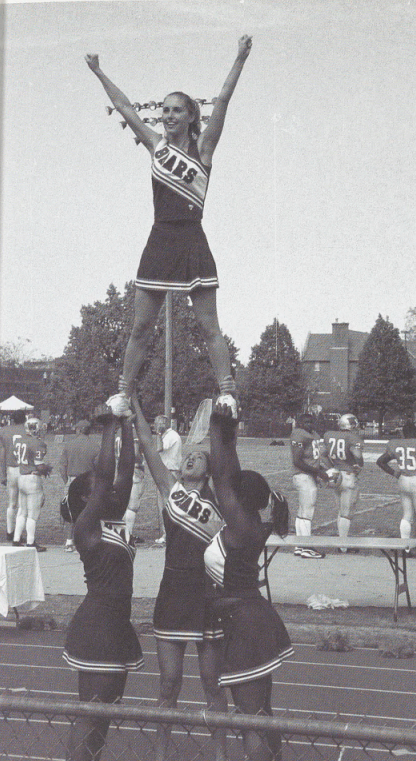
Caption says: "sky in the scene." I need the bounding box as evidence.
[1,0,415,366]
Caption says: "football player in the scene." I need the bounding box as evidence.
[377,421,416,552]
[322,414,364,552]
[290,413,328,558]
[13,417,51,552]
[0,410,27,540]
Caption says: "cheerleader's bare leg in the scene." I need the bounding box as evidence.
[67,671,127,761]
[191,287,235,393]
[121,288,165,395]
[230,675,282,761]
[154,639,187,761]
[196,639,228,761]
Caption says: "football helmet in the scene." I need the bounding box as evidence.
[339,414,359,431]
[325,468,343,488]
[24,417,41,436]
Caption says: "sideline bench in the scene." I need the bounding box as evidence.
[261,536,416,621]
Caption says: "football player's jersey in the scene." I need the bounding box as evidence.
[0,424,26,467]
[323,430,364,473]
[290,427,321,475]
[17,434,47,475]
[385,439,416,478]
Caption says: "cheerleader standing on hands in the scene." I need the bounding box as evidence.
[85,35,252,404]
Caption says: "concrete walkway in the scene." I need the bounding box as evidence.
[38,544,416,611]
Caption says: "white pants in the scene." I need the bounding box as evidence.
[6,465,20,512]
[17,473,44,521]
[293,473,317,519]
[125,472,145,515]
[332,472,359,518]
[398,475,416,522]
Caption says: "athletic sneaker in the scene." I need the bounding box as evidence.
[133,535,145,545]
[26,541,47,553]
[293,547,303,556]
[105,393,131,418]
[64,542,75,552]
[338,547,359,554]
[12,539,25,547]
[299,547,326,559]
[154,535,166,546]
[216,393,238,419]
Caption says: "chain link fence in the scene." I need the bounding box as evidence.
[1,694,416,760]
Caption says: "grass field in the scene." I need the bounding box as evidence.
[0,434,404,546]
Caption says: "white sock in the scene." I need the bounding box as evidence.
[124,508,136,535]
[295,517,311,537]
[26,517,37,545]
[400,519,412,539]
[13,514,26,542]
[338,516,351,539]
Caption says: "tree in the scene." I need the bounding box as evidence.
[42,283,135,417]
[350,314,416,434]
[140,294,241,418]
[42,286,241,420]
[243,319,305,431]
[0,339,33,367]
[405,307,416,340]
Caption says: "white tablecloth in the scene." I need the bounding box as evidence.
[0,546,45,617]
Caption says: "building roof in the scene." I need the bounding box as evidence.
[302,330,368,362]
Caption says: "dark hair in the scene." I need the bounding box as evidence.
[67,471,94,523]
[13,410,26,425]
[165,92,201,140]
[403,421,416,438]
[237,470,288,538]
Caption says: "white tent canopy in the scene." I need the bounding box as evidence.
[0,395,34,411]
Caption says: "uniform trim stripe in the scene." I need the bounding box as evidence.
[219,646,294,686]
[153,627,204,642]
[62,651,144,673]
[135,275,219,292]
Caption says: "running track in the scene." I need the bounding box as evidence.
[1,629,415,760]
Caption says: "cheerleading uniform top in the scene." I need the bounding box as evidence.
[80,520,136,599]
[151,138,211,223]
[163,481,224,570]
[204,524,272,599]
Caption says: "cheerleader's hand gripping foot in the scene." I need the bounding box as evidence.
[105,393,132,418]
[214,394,238,421]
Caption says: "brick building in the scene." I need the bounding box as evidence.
[302,321,368,412]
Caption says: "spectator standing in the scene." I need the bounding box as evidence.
[58,420,100,552]
[0,410,27,540]
[154,415,182,545]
